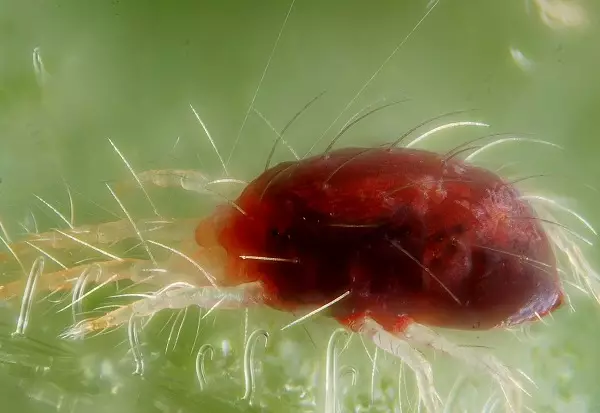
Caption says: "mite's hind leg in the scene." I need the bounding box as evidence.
[338,314,440,413]
[398,320,522,413]
[62,281,266,339]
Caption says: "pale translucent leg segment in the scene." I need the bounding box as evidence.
[0,258,159,300]
[118,169,211,194]
[0,218,199,262]
[401,323,522,413]
[61,281,265,339]
[358,317,441,413]
[116,169,248,201]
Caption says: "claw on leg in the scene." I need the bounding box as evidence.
[61,281,265,339]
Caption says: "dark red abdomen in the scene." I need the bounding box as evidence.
[216,147,563,330]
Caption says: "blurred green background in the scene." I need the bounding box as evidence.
[1,0,599,412]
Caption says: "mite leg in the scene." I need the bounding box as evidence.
[0,218,198,263]
[399,321,522,413]
[0,238,224,301]
[338,314,440,413]
[117,169,211,194]
[116,169,247,199]
[61,281,265,339]
[0,259,162,300]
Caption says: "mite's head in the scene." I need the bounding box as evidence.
[194,162,300,288]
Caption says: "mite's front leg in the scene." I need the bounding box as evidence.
[118,169,211,194]
[62,281,266,339]
[116,169,247,196]
[0,258,155,300]
[0,218,198,264]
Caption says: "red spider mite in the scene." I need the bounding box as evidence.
[196,145,565,335]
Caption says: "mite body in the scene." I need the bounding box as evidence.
[200,147,564,332]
